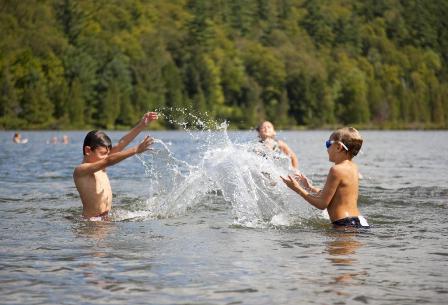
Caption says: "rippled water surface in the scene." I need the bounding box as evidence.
[1,128,447,305]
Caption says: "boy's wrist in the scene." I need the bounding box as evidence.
[137,121,146,129]
[297,187,308,197]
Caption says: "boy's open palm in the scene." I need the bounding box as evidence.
[136,136,154,153]
[281,175,300,190]
[294,173,312,189]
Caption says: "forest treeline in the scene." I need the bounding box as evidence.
[1,0,448,130]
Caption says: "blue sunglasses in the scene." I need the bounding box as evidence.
[325,140,349,151]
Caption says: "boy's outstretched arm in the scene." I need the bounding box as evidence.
[281,167,340,210]
[111,112,158,154]
[74,136,154,177]
[278,141,299,169]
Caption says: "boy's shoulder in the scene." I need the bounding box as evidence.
[330,161,358,177]
[73,162,95,178]
[277,139,290,149]
[331,160,354,171]
[73,164,85,178]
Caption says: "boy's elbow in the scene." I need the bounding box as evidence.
[316,200,329,210]
[316,204,327,210]
[306,196,328,210]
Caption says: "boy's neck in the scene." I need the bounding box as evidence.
[262,136,275,141]
[83,156,94,163]
[334,154,352,164]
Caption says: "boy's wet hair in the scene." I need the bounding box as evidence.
[82,130,112,155]
[330,127,363,158]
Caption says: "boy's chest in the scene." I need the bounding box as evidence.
[93,171,112,193]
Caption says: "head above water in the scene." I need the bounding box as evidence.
[256,121,276,141]
[329,127,363,159]
[82,130,112,155]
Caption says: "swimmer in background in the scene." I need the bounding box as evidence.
[281,127,369,229]
[73,112,158,220]
[62,135,69,144]
[13,132,28,144]
[256,121,299,169]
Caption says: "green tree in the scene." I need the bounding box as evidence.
[68,78,85,128]
[21,81,54,127]
[0,68,19,118]
[243,78,264,127]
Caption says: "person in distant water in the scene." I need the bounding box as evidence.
[281,127,369,228]
[50,136,58,144]
[256,121,299,169]
[13,132,28,144]
[13,133,21,143]
[62,135,69,144]
[73,112,158,220]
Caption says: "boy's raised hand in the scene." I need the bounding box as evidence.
[135,136,154,154]
[141,112,158,126]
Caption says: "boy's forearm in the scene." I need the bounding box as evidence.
[113,121,145,152]
[75,147,137,176]
[291,154,299,168]
[293,185,308,198]
[105,147,137,167]
[294,186,326,210]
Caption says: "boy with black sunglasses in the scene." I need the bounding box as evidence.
[281,127,369,228]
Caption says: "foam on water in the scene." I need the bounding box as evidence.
[129,109,317,227]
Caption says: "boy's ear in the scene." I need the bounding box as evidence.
[84,146,92,155]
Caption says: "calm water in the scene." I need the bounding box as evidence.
[1,128,447,305]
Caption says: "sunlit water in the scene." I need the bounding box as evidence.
[1,121,447,304]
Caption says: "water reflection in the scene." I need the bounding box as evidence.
[324,231,368,299]
[71,221,122,296]
[73,221,115,241]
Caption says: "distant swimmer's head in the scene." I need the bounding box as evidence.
[83,130,112,160]
[13,133,21,143]
[256,121,276,141]
[329,127,363,159]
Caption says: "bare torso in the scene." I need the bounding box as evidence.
[326,162,360,222]
[74,169,112,218]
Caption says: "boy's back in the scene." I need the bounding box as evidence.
[326,160,360,222]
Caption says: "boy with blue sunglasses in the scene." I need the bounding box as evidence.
[281,127,369,228]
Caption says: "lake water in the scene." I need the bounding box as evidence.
[1,127,447,305]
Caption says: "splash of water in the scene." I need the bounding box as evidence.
[131,108,316,227]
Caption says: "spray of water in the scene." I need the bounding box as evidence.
[129,108,317,227]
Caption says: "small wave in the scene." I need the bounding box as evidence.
[361,185,448,208]
[133,108,317,228]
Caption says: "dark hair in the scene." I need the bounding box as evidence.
[82,130,112,155]
[330,127,363,158]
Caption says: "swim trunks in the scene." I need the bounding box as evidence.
[332,216,369,228]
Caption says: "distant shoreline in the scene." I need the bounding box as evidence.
[2,124,447,132]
